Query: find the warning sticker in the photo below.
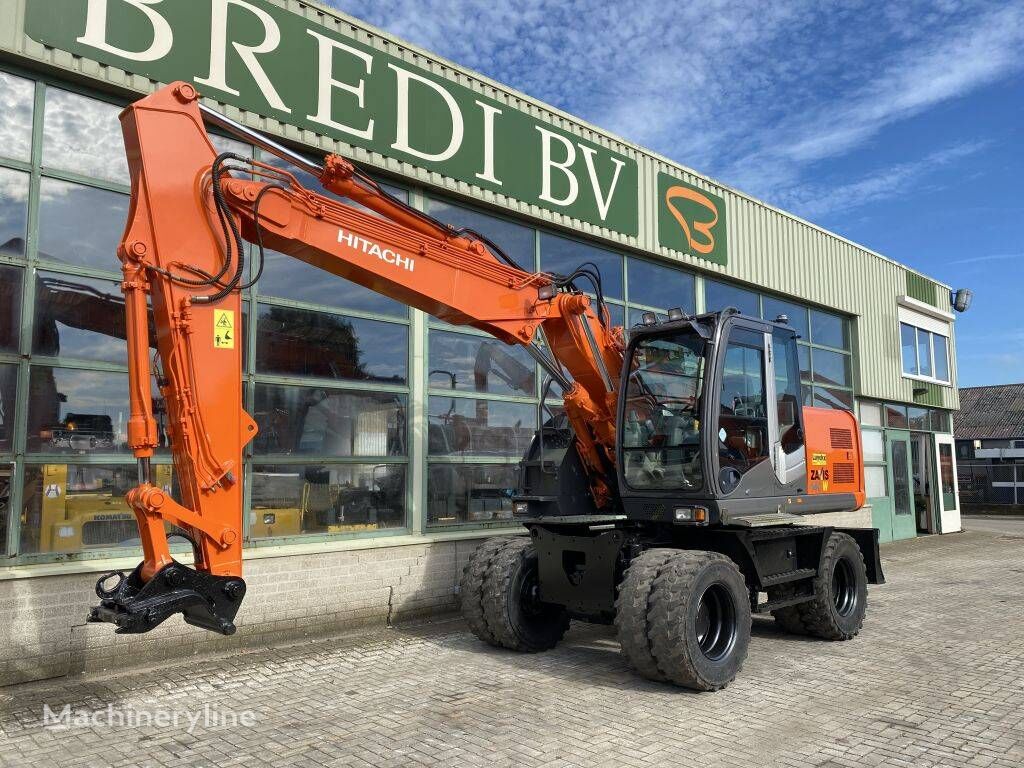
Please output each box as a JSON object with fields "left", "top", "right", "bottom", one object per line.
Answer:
{"left": 213, "top": 309, "right": 235, "bottom": 350}
{"left": 811, "top": 452, "right": 827, "bottom": 466}
{"left": 44, "top": 483, "right": 61, "bottom": 499}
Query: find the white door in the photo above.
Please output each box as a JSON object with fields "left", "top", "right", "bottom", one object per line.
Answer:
{"left": 933, "top": 433, "right": 960, "bottom": 533}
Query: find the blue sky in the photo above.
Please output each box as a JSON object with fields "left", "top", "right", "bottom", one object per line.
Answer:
{"left": 328, "top": 0, "right": 1023, "bottom": 387}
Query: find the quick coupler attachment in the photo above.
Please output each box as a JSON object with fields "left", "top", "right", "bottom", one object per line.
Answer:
{"left": 88, "top": 561, "right": 246, "bottom": 635}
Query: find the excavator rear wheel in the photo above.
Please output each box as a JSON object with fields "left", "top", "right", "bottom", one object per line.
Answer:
{"left": 461, "top": 537, "right": 569, "bottom": 652}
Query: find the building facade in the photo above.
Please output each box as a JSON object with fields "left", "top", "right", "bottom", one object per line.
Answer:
{"left": 955, "top": 384, "right": 1024, "bottom": 510}
{"left": 0, "top": 0, "right": 962, "bottom": 684}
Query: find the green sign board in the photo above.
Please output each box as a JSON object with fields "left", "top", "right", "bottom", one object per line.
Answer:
{"left": 656, "top": 172, "right": 727, "bottom": 266}
{"left": 25, "top": 0, "right": 639, "bottom": 236}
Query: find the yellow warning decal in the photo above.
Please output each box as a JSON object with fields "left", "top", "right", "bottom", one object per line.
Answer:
{"left": 213, "top": 309, "right": 235, "bottom": 349}
{"left": 812, "top": 452, "right": 827, "bottom": 466}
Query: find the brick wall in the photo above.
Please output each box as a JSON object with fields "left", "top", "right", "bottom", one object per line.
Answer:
{"left": 0, "top": 536, "right": 493, "bottom": 687}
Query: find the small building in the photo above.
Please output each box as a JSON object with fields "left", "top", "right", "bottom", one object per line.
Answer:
{"left": 955, "top": 384, "right": 1024, "bottom": 510}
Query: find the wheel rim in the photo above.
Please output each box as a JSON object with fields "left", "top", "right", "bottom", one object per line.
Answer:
{"left": 832, "top": 557, "right": 858, "bottom": 617}
{"left": 518, "top": 567, "right": 545, "bottom": 618}
{"left": 694, "top": 583, "right": 737, "bottom": 661}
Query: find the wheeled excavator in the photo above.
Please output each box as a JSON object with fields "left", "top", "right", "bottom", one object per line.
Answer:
{"left": 88, "top": 82, "right": 884, "bottom": 690}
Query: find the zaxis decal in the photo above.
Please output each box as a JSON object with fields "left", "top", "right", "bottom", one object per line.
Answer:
{"left": 657, "top": 173, "right": 728, "bottom": 266}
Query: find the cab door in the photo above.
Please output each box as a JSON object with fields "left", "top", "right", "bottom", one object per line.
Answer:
{"left": 767, "top": 328, "right": 806, "bottom": 493}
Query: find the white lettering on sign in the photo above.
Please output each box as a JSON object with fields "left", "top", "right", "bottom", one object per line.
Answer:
{"left": 195, "top": 0, "right": 291, "bottom": 114}
{"left": 338, "top": 229, "right": 415, "bottom": 272}
{"left": 389, "top": 64, "right": 464, "bottom": 163}
{"left": 77, "top": 0, "right": 173, "bottom": 62}
{"left": 305, "top": 29, "right": 375, "bottom": 140}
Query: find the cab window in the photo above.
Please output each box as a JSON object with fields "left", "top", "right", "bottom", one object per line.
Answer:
{"left": 718, "top": 328, "right": 768, "bottom": 486}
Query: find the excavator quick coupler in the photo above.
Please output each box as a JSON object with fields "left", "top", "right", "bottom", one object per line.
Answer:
{"left": 88, "top": 562, "right": 246, "bottom": 635}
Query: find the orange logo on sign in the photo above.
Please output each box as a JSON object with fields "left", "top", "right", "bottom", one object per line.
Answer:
{"left": 665, "top": 185, "right": 719, "bottom": 255}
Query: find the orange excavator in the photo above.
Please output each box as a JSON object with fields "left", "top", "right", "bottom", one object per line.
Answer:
{"left": 89, "top": 82, "right": 883, "bottom": 690}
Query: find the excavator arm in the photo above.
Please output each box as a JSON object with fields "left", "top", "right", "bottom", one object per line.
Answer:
{"left": 89, "top": 82, "right": 624, "bottom": 635}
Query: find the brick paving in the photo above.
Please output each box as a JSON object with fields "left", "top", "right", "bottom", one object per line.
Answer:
{"left": 1, "top": 528, "right": 1022, "bottom": 768}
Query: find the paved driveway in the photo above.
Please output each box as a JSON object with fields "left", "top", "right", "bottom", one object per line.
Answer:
{"left": 2, "top": 529, "right": 1022, "bottom": 768}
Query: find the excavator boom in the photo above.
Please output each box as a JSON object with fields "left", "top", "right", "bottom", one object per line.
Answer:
{"left": 89, "top": 82, "right": 624, "bottom": 634}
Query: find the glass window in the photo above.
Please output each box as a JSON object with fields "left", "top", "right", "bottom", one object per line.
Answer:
{"left": 621, "top": 331, "right": 705, "bottom": 491}
{"left": 33, "top": 272, "right": 141, "bottom": 364}
{"left": 428, "top": 331, "right": 535, "bottom": 396}
{"left": 938, "top": 443, "right": 956, "bottom": 511}
{"left": 250, "top": 463, "right": 406, "bottom": 537}
{"left": 37, "top": 179, "right": 128, "bottom": 270}
{"left": 931, "top": 410, "right": 950, "bottom": 434}
{"left": 257, "top": 249, "right": 408, "bottom": 317}
{"left": 252, "top": 384, "right": 406, "bottom": 457}
{"left": 762, "top": 296, "right": 809, "bottom": 339}
{"left": 428, "top": 397, "right": 535, "bottom": 457}
{"left": 0, "top": 363, "right": 17, "bottom": 453}
{"left": 811, "top": 348, "right": 850, "bottom": 388}
{"left": 0, "top": 264, "right": 23, "bottom": 351}
{"left": 885, "top": 404, "right": 908, "bottom": 428}
{"left": 797, "top": 343, "right": 811, "bottom": 381}
{"left": 862, "top": 430, "right": 884, "bottom": 463}
{"left": 704, "top": 279, "right": 758, "bottom": 316}
{"left": 933, "top": 334, "right": 950, "bottom": 382}
{"left": 810, "top": 309, "right": 847, "bottom": 349}
{"left": 0, "top": 71, "right": 34, "bottom": 162}
{"left": 718, "top": 329, "right": 769, "bottom": 482}
{"left": 0, "top": 166, "right": 30, "bottom": 258}
{"left": 42, "top": 88, "right": 128, "bottom": 184}
{"left": 540, "top": 232, "right": 622, "bottom": 299}
{"left": 859, "top": 401, "right": 882, "bottom": 428}
{"left": 431, "top": 199, "right": 535, "bottom": 271}
{"left": 627, "top": 259, "right": 695, "bottom": 313}
{"left": 864, "top": 465, "right": 887, "bottom": 499}
{"left": 900, "top": 323, "right": 917, "bottom": 375}
{"left": 0, "top": 462, "right": 10, "bottom": 550}
{"left": 916, "top": 328, "right": 932, "bottom": 377}
{"left": 256, "top": 304, "right": 407, "bottom": 385}
{"left": 18, "top": 463, "right": 179, "bottom": 554}
{"left": 427, "top": 463, "right": 517, "bottom": 527}
{"left": 773, "top": 330, "right": 803, "bottom": 454}
{"left": 812, "top": 386, "right": 853, "bottom": 411}
{"left": 908, "top": 407, "right": 930, "bottom": 431}
{"left": 27, "top": 367, "right": 130, "bottom": 453}
{"left": 605, "top": 302, "right": 625, "bottom": 328}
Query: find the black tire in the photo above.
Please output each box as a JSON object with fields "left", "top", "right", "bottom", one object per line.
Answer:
{"left": 459, "top": 537, "right": 514, "bottom": 646}
{"left": 646, "top": 551, "right": 752, "bottom": 691}
{"left": 480, "top": 537, "right": 570, "bottom": 652}
{"left": 614, "top": 548, "right": 678, "bottom": 682}
{"left": 793, "top": 532, "right": 868, "bottom": 640}
{"left": 769, "top": 584, "right": 807, "bottom": 635}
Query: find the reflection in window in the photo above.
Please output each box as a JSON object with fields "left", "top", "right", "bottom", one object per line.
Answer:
{"left": 257, "top": 251, "right": 408, "bottom": 317}
{"left": 33, "top": 272, "right": 145, "bottom": 364}
{"left": 811, "top": 348, "right": 850, "bottom": 388}
{"left": 0, "top": 462, "right": 8, "bottom": 551}
{"left": 900, "top": 323, "right": 916, "bottom": 375}
{"left": 540, "top": 232, "right": 622, "bottom": 299}
{"left": 0, "top": 166, "right": 30, "bottom": 257}
{"left": 0, "top": 71, "right": 33, "bottom": 162}
{"left": 428, "top": 331, "right": 536, "bottom": 396}
{"left": 621, "top": 332, "right": 705, "bottom": 491}
{"left": 256, "top": 304, "right": 408, "bottom": 384}
{"left": 627, "top": 259, "right": 694, "bottom": 312}
{"left": 798, "top": 343, "right": 811, "bottom": 381}
{"left": 38, "top": 179, "right": 128, "bottom": 270}
{"left": 0, "top": 264, "right": 22, "bottom": 351}
{"left": 705, "top": 279, "right": 758, "bottom": 316}
{"left": 810, "top": 309, "right": 847, "bottom": 349}
{"left": 0, "top": 363, "right": 17, "bottom": 452}
{"left": 812, "top": 386, "right": 853, "bottom": 411}
{"left": 43, "top": 88, "right": 128, "bottom": 183}
{"left": 933, "top": 335, "right": 950, "bottom": 382}
{"left": 430, "top": 199, "right": 535, "bottom": 270}
{"left": 427, "top": 463, "right": 517, "bottom": 527}
{"left": 428, "top": 397, "right": 535, "bottom": 457}
{"left": 252, "top": 384, "right": 406, "bottom": 457}
{"left": 27, "top": 367, "right": 133, "bottom": 453}
{"left": 250, "top": 463, "right": 406, "bottom": 537}
{"left": 773, "top": 330, "right": 803, "bottom": 454}
{"left": 19, "top": 463, "right": 177, "bottom": 554}
{"left": 718, "top": 330, "right": 768, "bottom": 481}
{"left": 886, "top": 404, "right": 908, "bottom": 428}
{"left": 762, "top": 296, "right": 809, "bottom": 339}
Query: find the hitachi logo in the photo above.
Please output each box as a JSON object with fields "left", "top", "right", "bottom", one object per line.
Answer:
{"left": 337, "top": 228, "right": 415, "bottom": 272}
